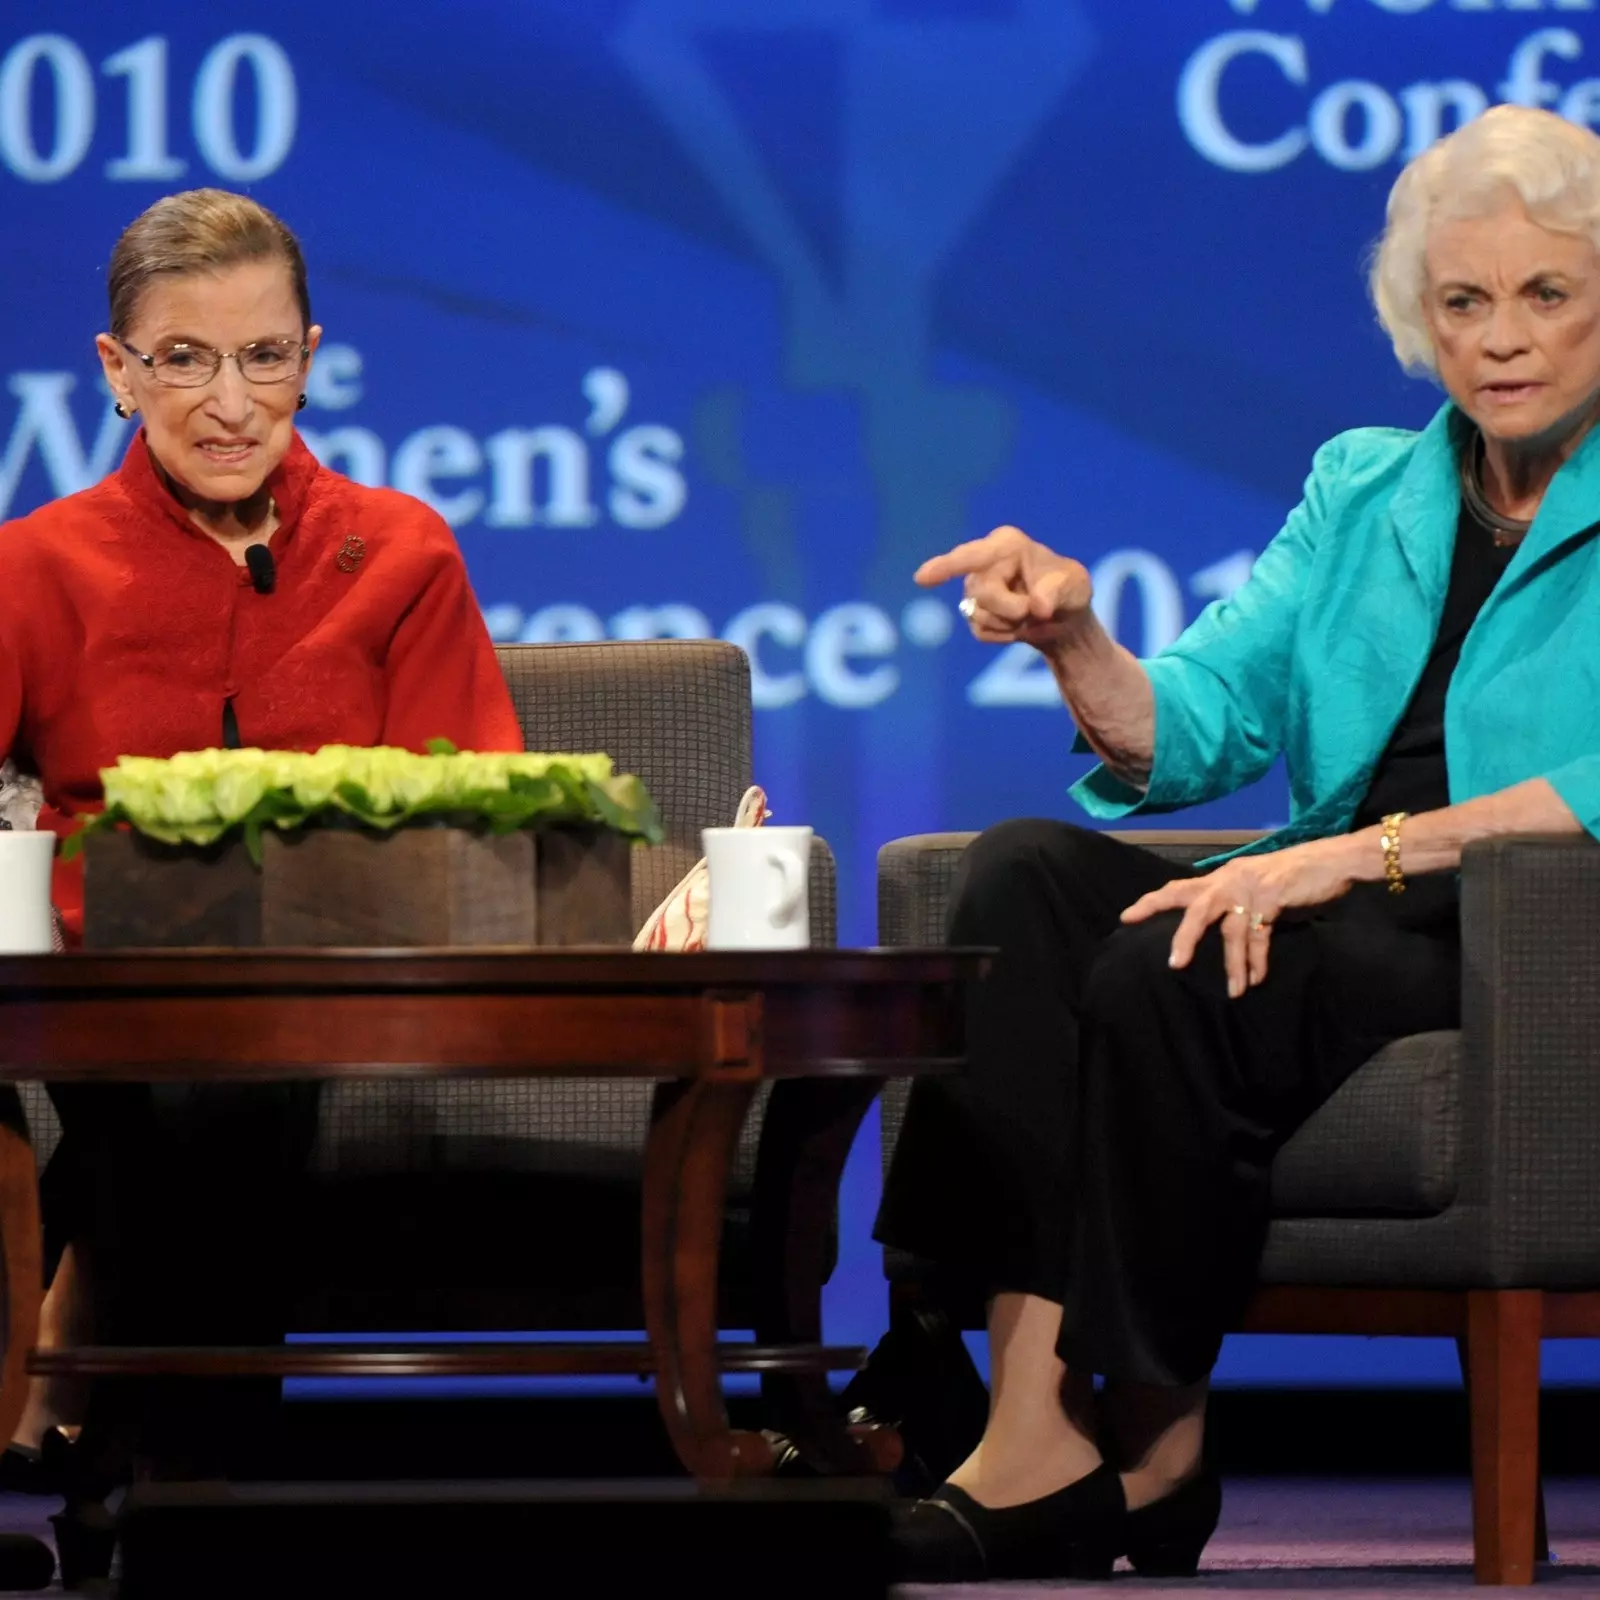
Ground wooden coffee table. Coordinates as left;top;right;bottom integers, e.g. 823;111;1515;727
0;947;985;1480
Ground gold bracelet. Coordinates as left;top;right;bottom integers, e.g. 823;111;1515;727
1379;811;1408;895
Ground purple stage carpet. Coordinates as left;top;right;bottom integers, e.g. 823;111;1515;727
901;1479;1600;1597
0;1478;1594;1594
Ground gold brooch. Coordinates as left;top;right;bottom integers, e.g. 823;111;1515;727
335;536;366;574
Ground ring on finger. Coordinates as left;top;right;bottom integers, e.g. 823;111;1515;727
958;596;978;620
1249;912;1271;932
1229;903;1249;918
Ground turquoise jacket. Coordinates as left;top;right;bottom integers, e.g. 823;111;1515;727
1072;403;1600;855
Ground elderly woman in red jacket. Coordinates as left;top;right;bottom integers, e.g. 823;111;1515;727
0;188;520;1561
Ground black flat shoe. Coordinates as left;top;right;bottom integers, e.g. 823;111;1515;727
891;1462;1126;1582
1123;1465;1223;1577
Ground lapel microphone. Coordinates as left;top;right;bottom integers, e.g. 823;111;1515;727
245;544;277;595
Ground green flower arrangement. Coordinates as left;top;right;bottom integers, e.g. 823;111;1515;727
65;741;664;864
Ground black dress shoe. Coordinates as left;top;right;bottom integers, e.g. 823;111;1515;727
1123;1465;1223;1577
0;1446;46;1497
839;1306;990;1495
49;1501;117;1591
0;1427;77;1496
891;1462;1126;1582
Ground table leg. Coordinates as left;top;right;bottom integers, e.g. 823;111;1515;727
751;1077;903;1475
642;1073;768;1480
0;1089;40;1451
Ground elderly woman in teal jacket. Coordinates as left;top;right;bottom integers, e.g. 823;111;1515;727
880;103;1600;1583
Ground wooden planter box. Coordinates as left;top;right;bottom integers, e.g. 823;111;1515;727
82;825;632;949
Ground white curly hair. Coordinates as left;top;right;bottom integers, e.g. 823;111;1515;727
1371;106;1600;377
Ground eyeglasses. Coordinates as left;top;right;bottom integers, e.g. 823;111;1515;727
117;337;309;388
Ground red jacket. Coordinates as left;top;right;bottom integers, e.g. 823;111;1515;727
0;431;523;936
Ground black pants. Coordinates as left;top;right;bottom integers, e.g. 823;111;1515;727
875;821;1461;1387
45;1081;319;1484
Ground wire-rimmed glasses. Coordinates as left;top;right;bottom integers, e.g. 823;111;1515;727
117;337;309;388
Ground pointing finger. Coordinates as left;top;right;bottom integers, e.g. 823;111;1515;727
914;531;1024;588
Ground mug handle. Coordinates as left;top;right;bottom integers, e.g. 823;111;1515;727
765;846;805;928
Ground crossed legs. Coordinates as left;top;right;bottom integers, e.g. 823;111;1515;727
877;819;1463;1528
947;1290;1206;1512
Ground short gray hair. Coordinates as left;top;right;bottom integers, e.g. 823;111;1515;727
1371;106;1600;376
107;189;310;338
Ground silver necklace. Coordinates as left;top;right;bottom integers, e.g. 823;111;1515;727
1458;434;1531;548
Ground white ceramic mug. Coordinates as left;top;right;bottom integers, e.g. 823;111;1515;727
702;825;812;950
0;831;56;954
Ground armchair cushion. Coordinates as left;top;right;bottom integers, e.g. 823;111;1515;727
876;828;1465;1238
1268;1032;1461;1218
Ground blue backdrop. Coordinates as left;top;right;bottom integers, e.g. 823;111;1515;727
5;0;1598;1386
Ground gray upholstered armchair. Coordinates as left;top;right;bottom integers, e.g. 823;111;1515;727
297;639;838;1333
21;639;837;1335
877;826;1600;1587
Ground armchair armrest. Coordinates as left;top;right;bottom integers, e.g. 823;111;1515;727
877;834;979;949
1460;833;1600;1284
876;828;1267;949
808;836;838;948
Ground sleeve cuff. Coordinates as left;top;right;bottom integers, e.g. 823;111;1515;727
1070;762;1154;819
1068;657;1216;818
1541;755;1600;840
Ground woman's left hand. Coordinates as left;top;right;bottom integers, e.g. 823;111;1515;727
1121;836;1368;998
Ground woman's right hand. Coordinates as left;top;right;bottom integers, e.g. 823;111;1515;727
915;525;1094;650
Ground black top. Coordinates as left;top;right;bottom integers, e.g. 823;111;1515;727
1339;501;1517;929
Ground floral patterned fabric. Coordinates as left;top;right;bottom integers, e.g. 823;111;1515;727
0;759;64;949
633;784;768;952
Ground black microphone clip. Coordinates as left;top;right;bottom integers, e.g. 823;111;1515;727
245;544;277;596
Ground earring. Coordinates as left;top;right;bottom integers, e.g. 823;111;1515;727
113;401;132;419
296;393;308;411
